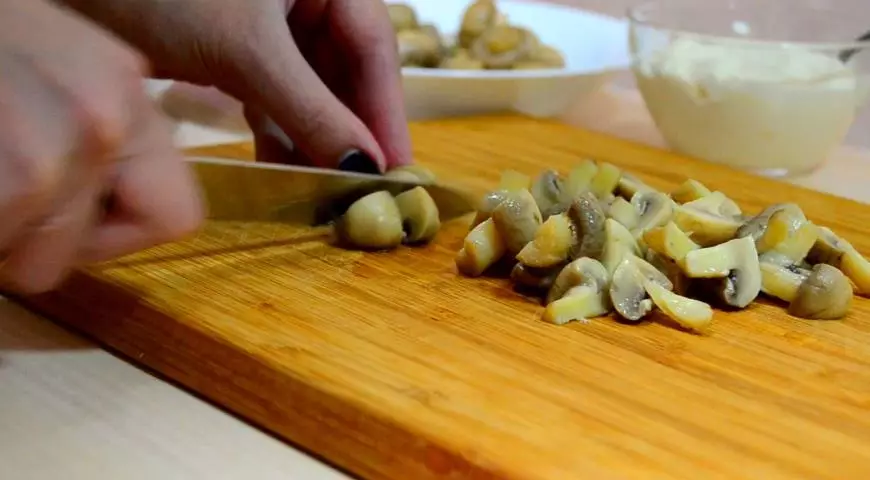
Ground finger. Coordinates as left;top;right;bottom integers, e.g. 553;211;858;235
80;101;204;263
223;7;387;172
326;0;414;169
0;165;102;294
243;103;308;165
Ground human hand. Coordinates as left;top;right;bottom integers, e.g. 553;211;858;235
0;0;203;294
63;0;414;173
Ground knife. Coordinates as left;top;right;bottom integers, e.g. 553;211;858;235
185;156;477;225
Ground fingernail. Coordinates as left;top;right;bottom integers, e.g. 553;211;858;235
338;150;381;174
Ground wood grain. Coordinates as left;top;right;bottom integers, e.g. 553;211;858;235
17;115;870;480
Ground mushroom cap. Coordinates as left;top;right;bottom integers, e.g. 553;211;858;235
788;264;853;319
684;236;761;309
546;257;609;305
736;203;804;244
388;3;419;31
491;189;543;255
567;192;607;260
470;25;537;69
610;255;672;322
394;186;441;244
338;190;404;250
470;189;511;228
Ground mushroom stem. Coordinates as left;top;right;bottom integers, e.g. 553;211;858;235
759;262;806;303
456;218;506;277
683;236;761;309
543;285;610;325
671;179;712;204
644;280;713;333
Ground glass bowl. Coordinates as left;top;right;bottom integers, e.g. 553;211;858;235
628;0;870;177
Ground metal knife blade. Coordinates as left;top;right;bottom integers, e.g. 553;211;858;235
186;156;476;224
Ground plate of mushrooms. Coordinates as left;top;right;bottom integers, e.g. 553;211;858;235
388;0;630;119
455;161;870;335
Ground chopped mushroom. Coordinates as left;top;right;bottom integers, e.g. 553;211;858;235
456;218;505;277
516;212;576;268
567;192;607;259
385;165;437;184
736;203;803;245
630;191;674;236
672;196;743;247
515;44;566;69
530;170;568;219
387;3;419;32
760;263;852;319
337;191;404;250
441;49;485;70
644;280;713;333
600;218;641;275
616;173;655;200
755;209;818;262
498;169;532;192
670;179;711;204
642;221;700;268
589;162;622;199
806;227;870;296
395;186;441;244
511;263;562;291
610;255;673;322
458;0;501;48
470;189;511;228
543;257;611;325
607;197;640;230
491;189;543;255
682;236;761;308
563;159;598;199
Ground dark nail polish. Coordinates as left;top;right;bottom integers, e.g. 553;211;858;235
338;150;381;174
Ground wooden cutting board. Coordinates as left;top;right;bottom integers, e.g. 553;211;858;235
18;115;870;480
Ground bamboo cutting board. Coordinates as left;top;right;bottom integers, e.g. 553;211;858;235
18;115;870;480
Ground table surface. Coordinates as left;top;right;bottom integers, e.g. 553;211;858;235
3;2;870;478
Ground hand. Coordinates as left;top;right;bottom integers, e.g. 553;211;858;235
0;0;203;294
63;0;414;173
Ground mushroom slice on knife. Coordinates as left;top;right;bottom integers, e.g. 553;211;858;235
385;165;437;184
516;212;576;268
761;263;852;319
644;280;714;333
683;236;761;309
544;257;611;325
567;192;607;260
491;189;543;256
395;186;441;244
337;190;404;250
456;218;506;277
610;255;673;322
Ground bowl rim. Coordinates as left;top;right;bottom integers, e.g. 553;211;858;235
626;0;870;51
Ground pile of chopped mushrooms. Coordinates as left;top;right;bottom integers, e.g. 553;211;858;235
454;160;870;333
388;0;566;70
336;165;442;250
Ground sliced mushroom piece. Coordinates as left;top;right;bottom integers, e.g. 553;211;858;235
470;189;511;228
511;263;562;291
755;209;818;262
805;228;870;296
498;169;532;192
531;169;567;220
543;257;611;325
395;186;441;244
670;179;711;204
516;212;576;268
610;255;673;322
563;159;598;199
616;173;655;200
672;199;742;247
760;263;853;319
567;192;607;260
644;280;713;333
736;203;803;244
397;29;443;67
683;236;761;308
458;0;500;48
491;189;543;255
608;197;640;230
455;218;506;277
630;191;674;236
807;226;845;265
470;25;537;69
600;218;641;275
646;250;692;295
589;162;622;199
387;3;419;32
385;165;437;184
685;191;742;218
642;221;700;267
337;190;404;250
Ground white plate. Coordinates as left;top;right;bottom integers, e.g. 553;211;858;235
397;0;630;119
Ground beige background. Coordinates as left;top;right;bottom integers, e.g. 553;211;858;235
2;2;869;480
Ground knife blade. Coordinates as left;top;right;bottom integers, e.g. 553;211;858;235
185;156;477;225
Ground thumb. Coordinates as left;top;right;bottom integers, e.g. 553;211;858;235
225;15;387;173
